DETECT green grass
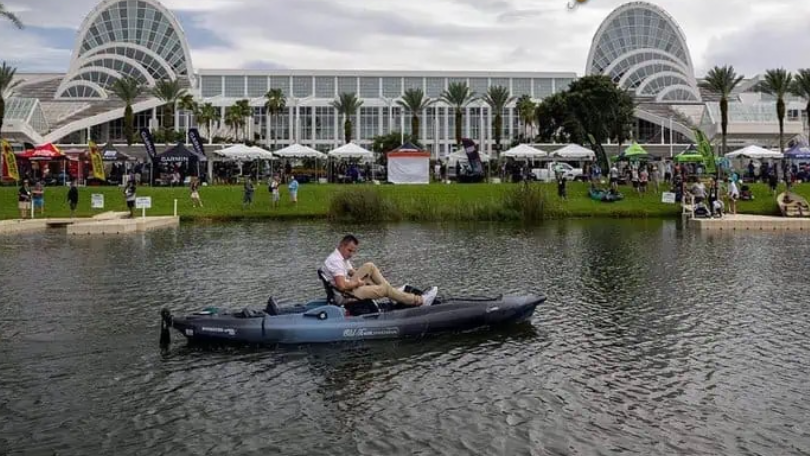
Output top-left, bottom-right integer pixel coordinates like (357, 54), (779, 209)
(1, 181), (807, 222)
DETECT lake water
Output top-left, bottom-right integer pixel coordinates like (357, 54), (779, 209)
(1, 220), (809, 455)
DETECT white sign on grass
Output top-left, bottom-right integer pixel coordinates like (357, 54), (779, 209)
(135, 197), (152, 209)
(91, 194), (104, 209)
(661, 192), (676, 204)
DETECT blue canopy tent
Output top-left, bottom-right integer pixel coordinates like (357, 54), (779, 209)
(784, 144), (810, 160)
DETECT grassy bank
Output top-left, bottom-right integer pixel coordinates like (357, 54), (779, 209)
(1, 182), (807, 222)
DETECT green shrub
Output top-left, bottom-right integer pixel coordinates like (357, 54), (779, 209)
(327, 187), (399, 222)
(504, 182), (547, 221)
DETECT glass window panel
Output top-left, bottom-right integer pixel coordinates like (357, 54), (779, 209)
(359, 77), (379, 98)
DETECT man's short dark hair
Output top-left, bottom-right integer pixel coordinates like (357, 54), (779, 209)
(340, 234), (359, 246)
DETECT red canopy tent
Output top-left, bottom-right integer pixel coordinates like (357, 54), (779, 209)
(18, 143), (66, 161)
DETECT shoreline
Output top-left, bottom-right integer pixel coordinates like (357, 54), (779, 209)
(1, 182), (803, 222)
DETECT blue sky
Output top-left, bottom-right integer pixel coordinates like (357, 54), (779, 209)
(3, 0), (810, 76)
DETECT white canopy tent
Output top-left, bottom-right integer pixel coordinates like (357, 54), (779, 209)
(215, 144), (275, 161)
(726, 145), (783, 159)
(502, 144), (549, 159)
(273, 143), (327, 159)
(447, 151), (493, 162)
(551, 144), (595, 160)
(328, 142), (374, 160)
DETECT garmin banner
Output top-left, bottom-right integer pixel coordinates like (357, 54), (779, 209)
(140, 128), (157, 161)
(461, 138), (483, 175)
(187, 128), (205, 158)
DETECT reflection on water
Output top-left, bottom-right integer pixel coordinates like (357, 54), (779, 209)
(1, 220), (810, 455)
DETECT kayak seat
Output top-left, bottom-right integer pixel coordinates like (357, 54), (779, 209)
(265, 296), (280, 316)
(317, 268), (380, 316)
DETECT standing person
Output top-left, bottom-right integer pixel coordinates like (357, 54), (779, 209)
(243, 178), (254, 209)
(190, 177), (203, 208)
(32, 180), (45, 216)
(67, 180), (79, 218)
(288, 175), (299, 204)
(18, 180), (31, 219)
(434, 161), (441, 182)
(609, 163), (619, 190)
(727, 177), (739, 215)
(124, 181), (136, 218)
(556, 176), (567, 200)
(269, 175), (280, 207)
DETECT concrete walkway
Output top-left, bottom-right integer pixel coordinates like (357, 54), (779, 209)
(0, 211), (179, 235)
(688, 214), (810, 231)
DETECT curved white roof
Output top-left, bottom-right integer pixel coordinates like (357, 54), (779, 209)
(56, 0), (193, 99)
(586, 2), (701, 102)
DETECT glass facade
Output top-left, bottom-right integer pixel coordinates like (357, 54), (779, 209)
(587, 3), (700, 102)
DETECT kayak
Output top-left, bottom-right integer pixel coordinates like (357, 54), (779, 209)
(160, 293), (545, 346)
(589, 187), (624, 202)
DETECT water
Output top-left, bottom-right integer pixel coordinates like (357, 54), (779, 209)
(1, 220), (810, 455)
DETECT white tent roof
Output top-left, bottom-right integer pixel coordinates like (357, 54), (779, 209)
(448, 151), (492, 162)
(273, 143), (327, 159)
(502, 144), (548, 159)
(726, 145), (783, 159)
(214, 144), (275, 160)
(551, 144), (595, 160)
(328, 142), (374, 159)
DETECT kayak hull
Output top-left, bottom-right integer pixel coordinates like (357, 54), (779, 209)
(169, 295), (544, 345)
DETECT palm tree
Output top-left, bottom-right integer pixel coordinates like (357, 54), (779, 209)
(234, 99), (251, 141)
(150, 78), (188, 143)
(0, 62), (21, 138)
(330, 92), (363, 143)
(225, 107), (242, 142)
(482, 85), (514, 157)
(515, 95), (536, 142)
(440, 82), (477, 145)
(760, 69), (793, 154)
(790, 69), (810, 137)
(1, 2), (23, 29)
(264, 88), (286, 149)
(699, 65), (744, 155)
(109, 77), (143, 146)
(397, 88), (434, 144)
(195, 102), (217, 141)
(178, 93), (197, 140)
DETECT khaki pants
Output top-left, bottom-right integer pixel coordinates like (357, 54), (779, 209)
(350, 263), (420, 306)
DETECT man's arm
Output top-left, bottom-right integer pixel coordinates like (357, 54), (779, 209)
(334, 274), (362, 292)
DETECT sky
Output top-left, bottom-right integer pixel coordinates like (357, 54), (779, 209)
(3, 0), (810, 77)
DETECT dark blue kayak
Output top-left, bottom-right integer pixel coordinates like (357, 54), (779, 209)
(161, 293), (545, 346)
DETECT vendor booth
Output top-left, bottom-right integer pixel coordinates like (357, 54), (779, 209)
(387, 143), (430, 184)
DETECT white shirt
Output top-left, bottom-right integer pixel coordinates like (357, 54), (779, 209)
(323, 249), (353, 285)
(728, 181), (739, 197)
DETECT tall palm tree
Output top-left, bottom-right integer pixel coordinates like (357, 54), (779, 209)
(195, 102), (217, 141)
(234, 99), (251, 141)
(264, 88), (286, 149)
(440, 82), (477, 145)
(515, 95), (536, 142)
(790, 69), (810, 137)
(109, 77), (143, 146)
(760, 68), (793, 154)
(150, 78), (188, 143)
(178, 93), (197, 140)
(482, 85), (514, 157)
(699, 65), (744, 155)
(397, 88), (434, 144)
(225, 107), (242, 142)
(0, 2), (23, 29)
(330, 92), (363, 143)
(0, 62), (21, 138)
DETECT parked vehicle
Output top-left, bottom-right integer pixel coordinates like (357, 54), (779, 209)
(532, 162), (586, 182)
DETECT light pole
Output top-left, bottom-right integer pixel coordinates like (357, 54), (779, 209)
(669, 116), (674, 157)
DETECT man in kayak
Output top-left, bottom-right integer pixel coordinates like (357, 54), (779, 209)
(323, 234), (438, 307)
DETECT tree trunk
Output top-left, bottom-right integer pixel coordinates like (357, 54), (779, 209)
(0, 96), (5, 138)
(411, 114), (419, 144)
(777, 97), (785, 153)
(720, 97), (728, 155)
(344, 117), (352, 144)
(124, 104), (134, 146)
(493, 113), (502, 158)
(455, 108), (462, 145)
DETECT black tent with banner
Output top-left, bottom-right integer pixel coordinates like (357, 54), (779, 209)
(155, 142), (203, 181)
(101, 142), (135, 162)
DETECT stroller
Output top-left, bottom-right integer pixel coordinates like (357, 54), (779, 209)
(740, 185), (754, 201)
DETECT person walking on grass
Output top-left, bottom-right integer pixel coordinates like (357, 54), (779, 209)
(67, 181), (79, 218)
(190, 177), (203, 208)
(269, 174), (280, 207)
(243, 178), (254, 209)
(18, 180), (31, 219)
(32, 180), (45, 216)
(288, 175), (299, 204)
(124, 181), (136, 218)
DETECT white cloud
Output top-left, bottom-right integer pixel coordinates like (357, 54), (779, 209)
(6, 0), (810, 77)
